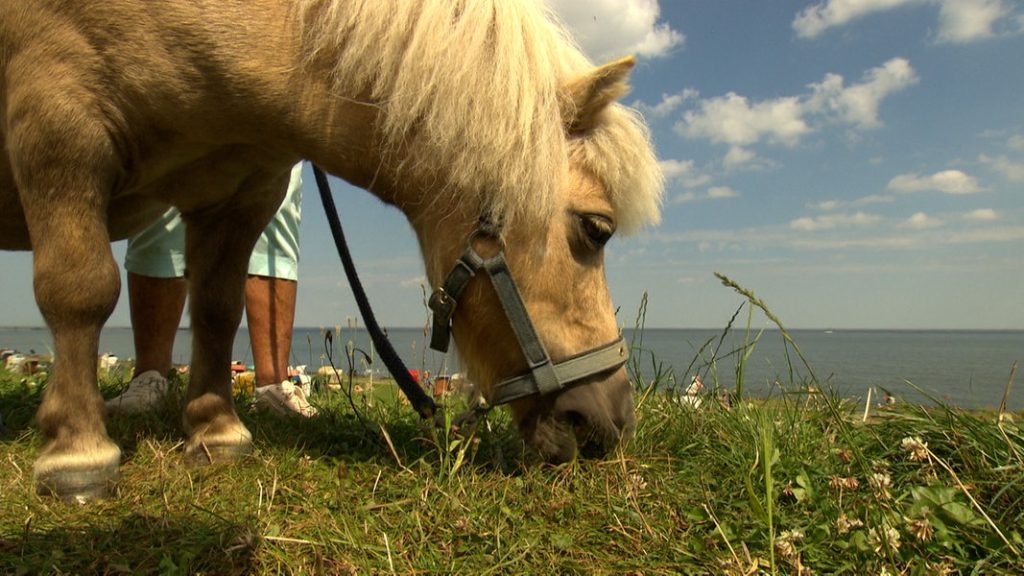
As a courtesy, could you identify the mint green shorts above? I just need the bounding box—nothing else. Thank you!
[125,163,303,281]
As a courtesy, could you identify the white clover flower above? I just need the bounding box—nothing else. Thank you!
[900,436,930,462]
[627,472,648,493]
[836,513,864,534]
[904,515,934,542]
[775,539,797,561]
[868,525,901,555]
[869,473,892,500]
[829,475,859,491]
[779,529,804,543]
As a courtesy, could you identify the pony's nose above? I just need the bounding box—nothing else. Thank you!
[553,368,635,457]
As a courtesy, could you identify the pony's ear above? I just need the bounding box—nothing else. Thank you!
[562,56,636,135]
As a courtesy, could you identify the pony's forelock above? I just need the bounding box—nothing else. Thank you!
[295,0,662,232]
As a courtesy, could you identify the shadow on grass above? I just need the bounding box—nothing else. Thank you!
[1,371,529,474]
[0,511,261,575]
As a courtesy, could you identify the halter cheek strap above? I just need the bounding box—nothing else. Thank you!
[429,228,629,406]
[491,337,628,405]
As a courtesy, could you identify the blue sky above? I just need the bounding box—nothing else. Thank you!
[1,0,1021,330]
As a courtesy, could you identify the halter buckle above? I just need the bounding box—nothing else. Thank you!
[428,287,456,324]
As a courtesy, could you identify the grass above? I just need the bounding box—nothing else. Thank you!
[2,284,1023,574]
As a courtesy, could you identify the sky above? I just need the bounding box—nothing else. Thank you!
[1,0,1022,330]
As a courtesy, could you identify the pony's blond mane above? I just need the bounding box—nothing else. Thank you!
[295,0,662,233]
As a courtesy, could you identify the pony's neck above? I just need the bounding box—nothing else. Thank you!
[263,2,487,287]
[284,72,480,288]
[288,93,392,199]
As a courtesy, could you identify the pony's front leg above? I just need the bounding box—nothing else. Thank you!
[180,183,286,464]
[8,66,124,499]
[21,182,121,501]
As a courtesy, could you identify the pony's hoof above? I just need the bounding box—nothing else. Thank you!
[184,423,253,465]
[33,443,121,503]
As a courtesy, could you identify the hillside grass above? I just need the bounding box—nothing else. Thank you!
[3,365,1022,574]
[2,285,1022,574]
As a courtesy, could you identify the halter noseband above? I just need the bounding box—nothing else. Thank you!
[428,221,629,407]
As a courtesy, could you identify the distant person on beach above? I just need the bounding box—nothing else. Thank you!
[105,163,315,417]
[679,374,703,408]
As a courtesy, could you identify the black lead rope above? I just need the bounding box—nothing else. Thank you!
[312,165,437,420]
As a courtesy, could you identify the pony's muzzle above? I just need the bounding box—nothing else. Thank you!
[523,368,635,463]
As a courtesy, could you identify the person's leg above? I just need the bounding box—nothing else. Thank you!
[108,208,187,414]
[249,163,314,417]
[124,207,188,374]
[128,272,187,377]
[248,162,302,386]
[245,275,296,386]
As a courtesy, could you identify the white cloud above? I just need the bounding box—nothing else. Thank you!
[787,225,1024,250]
[946,225,1024,244]
[635,89,699,118]
[792,0,1021,43]
[964,208,1000,221]
[676,93,810,147]
[673,187,739,204]
[793,0,924,38]
[789,211,882,231]
[980,154,1024,182]
[807,194,896,211]
[652,220,1024,254]
[855,194,897,206]
[1009,134,1024,151]
[707,186,739,199]
[809,199,844,211]
[723,146,758,170]
[658,158,713,189]
[903,212,945,229]
[659,158,695,180]
[937,0,1015,43]
[887,169,983,194]
[548,0,684,62]
[675,59,916,150]
[806,58,919,129]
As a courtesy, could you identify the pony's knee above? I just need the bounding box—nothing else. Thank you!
[34,250,121,328]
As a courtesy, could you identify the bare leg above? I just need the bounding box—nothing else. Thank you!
[245,275,297,386]
[128,272,187,376]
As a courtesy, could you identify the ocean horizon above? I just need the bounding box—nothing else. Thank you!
[3,325,1022,411]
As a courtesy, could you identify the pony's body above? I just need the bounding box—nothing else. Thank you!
[0,0,662,500]
[1,0,374,245]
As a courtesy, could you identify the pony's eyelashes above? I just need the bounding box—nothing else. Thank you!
[577,213,615,248]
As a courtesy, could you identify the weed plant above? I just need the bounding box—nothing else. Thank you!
[1,277,1022,574]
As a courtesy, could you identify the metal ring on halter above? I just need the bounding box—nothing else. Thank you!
[468,227,505,255]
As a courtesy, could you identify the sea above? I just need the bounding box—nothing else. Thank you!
[2,326,1022,411]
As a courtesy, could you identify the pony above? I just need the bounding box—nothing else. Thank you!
[0,0,663,501]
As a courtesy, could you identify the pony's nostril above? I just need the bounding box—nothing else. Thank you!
[563,410,587,428]
[561,409,615,457]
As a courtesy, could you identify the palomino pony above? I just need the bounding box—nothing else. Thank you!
[0,0,663,501]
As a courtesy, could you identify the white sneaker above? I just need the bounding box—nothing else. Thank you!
[106,370,169,415]
[254,381,318,418]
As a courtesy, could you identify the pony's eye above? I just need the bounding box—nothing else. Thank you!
[578,214,614,248]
